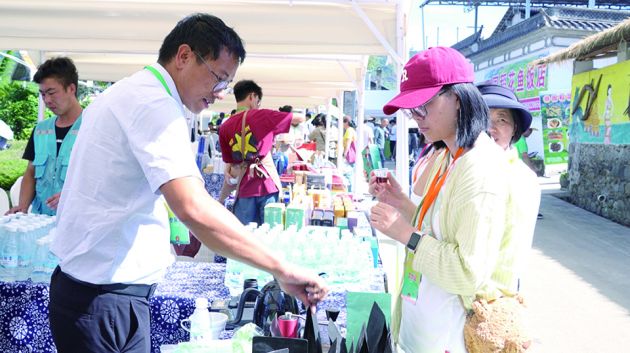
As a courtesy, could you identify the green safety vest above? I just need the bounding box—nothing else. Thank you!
[32,115,82,215]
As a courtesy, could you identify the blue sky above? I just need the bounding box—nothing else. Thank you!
[408,5,510,49]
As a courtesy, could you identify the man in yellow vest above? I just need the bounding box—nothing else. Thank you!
[6,57,83,216]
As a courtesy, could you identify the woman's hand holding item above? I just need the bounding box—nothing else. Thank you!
[370,202,415,245]
[369,171,417,223]
[369,171,404,206]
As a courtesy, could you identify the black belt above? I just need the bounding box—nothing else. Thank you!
[54,266,157,299]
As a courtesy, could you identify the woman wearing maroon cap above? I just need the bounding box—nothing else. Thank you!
[370,47,513,352]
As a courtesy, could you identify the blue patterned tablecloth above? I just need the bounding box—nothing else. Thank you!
[0,262,231,353]
[0,261,385,353]
[202,172,224,201]
[150,262,232,352]
[0,281,54,353]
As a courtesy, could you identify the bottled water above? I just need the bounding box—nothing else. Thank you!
[224,259,244,297]
[182,297,212,342]
[0,224,19,282]
[223,223,378,292]
[15,224,32,280]
[31,236,50,283]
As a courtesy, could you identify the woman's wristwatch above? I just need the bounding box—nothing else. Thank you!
[406,231,423,251]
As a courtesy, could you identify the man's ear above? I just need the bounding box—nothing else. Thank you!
[174,44,194,69]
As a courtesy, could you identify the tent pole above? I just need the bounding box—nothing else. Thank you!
[353,57,368,197]
[351,0,404,66]
[336,92,345,170]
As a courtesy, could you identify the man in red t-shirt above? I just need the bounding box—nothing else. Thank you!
[218,80,292,225]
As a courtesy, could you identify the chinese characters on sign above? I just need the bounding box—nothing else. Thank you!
[490,64,548,97]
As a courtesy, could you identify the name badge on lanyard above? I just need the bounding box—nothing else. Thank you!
[401,147,463,303]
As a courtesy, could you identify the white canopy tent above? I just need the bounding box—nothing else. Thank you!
[0,0,404,109]
[0,0,413,186]
[1,0,413,293]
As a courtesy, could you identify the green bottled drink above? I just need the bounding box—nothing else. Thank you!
[166,204,190,245]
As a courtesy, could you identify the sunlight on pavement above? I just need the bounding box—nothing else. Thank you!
[521,249,630,352]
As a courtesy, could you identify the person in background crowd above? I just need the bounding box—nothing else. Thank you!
[360,116,375,148]
[513,127,537,173]
[305,112,316,136]
[281,105,307,146]
[216,111,225,127]
[49,14,327,353]
[6,57,83,216]
[478,83,541,289]
[373,118,387,166]
[206,121,220,158]
[388,119,397,160]
[218,80,292,225]
[370,47,512,353]
[408,127,419,163]
[308,114,327,153]
[342,115,357,191]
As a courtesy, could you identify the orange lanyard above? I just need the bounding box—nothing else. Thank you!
[411,146,436,184]
[416,147,464,230]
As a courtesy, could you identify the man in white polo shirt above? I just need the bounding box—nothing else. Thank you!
[49,13,327,352]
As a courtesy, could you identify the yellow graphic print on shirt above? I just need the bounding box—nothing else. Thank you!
[229,124,258,161]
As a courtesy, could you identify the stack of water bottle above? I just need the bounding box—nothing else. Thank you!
[0,213,58,283]
[224,223,377,296]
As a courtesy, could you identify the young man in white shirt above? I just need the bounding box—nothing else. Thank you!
[50,13,327,352]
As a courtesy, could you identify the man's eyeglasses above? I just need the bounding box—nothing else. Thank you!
[402,90,446,119]
[194,52,231,92]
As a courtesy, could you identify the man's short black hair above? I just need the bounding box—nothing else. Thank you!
[33,57,79,97]
[158,13,246,66]
[233,80,262,102]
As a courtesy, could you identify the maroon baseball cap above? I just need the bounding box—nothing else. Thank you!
[383,47,475,115]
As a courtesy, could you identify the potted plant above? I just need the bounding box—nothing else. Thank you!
[559,171,569,189]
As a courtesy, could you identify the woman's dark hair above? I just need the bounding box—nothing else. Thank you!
[343,116,356,129]
[447,83,489,149]
[418,140,447,159]
[312,114,327,127]
[158,13,246,66]
[233,80,262,102]
[33,57,79,97]
[433,140,447,150]
[510,110,525,145]
[279,105,293,113]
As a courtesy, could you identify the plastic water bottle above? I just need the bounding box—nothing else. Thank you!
[184,297,211,342]
[16,224,36,281]
[224,259,244,297]
[31,236,49,283]
[0,224,19,282]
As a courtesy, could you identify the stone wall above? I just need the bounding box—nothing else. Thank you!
[567,143,630,226]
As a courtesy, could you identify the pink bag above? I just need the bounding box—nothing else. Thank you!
[345,140,357,164]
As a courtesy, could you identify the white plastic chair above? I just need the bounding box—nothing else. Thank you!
[9,176,22,207]
[0,189,9,215]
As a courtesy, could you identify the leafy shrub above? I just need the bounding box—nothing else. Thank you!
[0,82,42,140]
[0,159,26,191]
[0,140,27,192]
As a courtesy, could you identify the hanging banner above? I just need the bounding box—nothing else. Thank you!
[569,60,630,145]
[482,56,549,112]
[540,91,571,165]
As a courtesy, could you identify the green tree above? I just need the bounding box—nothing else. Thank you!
[0,82,42,140]
[367,56,397,90]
